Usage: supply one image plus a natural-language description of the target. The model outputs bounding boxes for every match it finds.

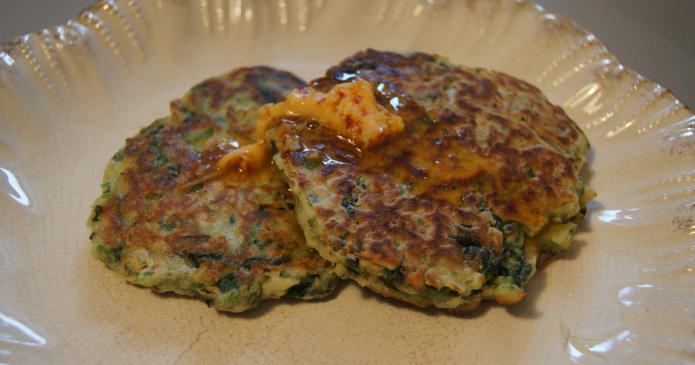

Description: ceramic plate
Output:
[1,0,693,364]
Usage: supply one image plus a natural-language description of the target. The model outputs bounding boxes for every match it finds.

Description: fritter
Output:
[88,67,337,313]
[266,50,594,311]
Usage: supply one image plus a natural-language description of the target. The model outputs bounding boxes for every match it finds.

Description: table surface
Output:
[0,0,693,107]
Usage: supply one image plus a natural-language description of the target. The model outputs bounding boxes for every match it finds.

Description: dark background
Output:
[1,0,693,107]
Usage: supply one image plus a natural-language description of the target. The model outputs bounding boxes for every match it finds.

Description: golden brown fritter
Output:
[88,67,337,313]
[268,50,593,311]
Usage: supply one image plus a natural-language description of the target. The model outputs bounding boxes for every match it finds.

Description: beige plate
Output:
[1,0,693,364]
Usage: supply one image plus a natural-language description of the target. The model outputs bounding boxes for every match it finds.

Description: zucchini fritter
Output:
[267,50,593,311]
[88,67,337,313]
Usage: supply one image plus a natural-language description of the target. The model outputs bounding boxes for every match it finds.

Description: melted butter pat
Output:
[215,79,404,173]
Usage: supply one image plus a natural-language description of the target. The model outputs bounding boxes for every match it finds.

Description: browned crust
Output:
[90,67,331,285]
[271,49,590,309]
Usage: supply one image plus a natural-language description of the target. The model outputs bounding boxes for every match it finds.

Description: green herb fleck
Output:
[340,195,359,218]
[308,217,318,229]
[247,220,261,245]
[190,282,206,292]
[452,234,480,247]
[94,244,121,266]
[383,267,404,283]
[243,255,270,269]
[182,114,197,125]
[217,273,239,293]
[228,214,236,225]
[524,165,536,178]
[101,182,112,194]
[398,184,411,196]
[511,261,532,285]
[338,233,348,247]
[416,114,433,124]
[344,258,359,272]
[188,182,204,193]
[215,115,227,126]
[356,177,368,190]
[271,255,292,266]
[92,205,103,222]
[186,252,222,267]
[143,121,165,137]
[284,274,318,298]
[463,245,505,280]
[159,220,176,232]
[307,191,319,205]
[258,204,270,218]
[189,127,214,144]
[150,151,169,167]
[168,165,180,177]
[112,150,124,162]
[145,192,164,200]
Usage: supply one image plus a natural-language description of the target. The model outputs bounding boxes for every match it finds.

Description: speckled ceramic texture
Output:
[0,0,693,364]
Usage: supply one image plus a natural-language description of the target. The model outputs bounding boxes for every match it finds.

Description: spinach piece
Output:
[188,182,204,193]
[337,233,348,248]
[271,255,292,266]
[258,204,270,218]
[145,192,164,200]
[383,267,404,284]
[159,220,176,232]
[452,234,480,248]
[149,144,169,167]
[344,258,359,273]
[340,194,359,218]
[188,127,214,144]
[416,114,433,124]
[189,282,206,292]
[308,217,318,229]
[168,165,180,177]
[151,154,168,167]
[143,122,165,137]
[101,182,111,194]
[355,177,368,190]
[182,115,197,124]
[511,261,532,285]
[524,165,536,178]
[243,255,269,269]
[463,245,506,280]
[217,273,239,293]
[186,252,223,267]
[398,183,411,196]
[284,275,318,299]
[307,191,319,205]
[247,221,261,245]
[111,149,124,162]
[94,244,122,266]
[92,205,103,222]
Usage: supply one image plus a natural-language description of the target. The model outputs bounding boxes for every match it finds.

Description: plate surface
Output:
[0,0,693,364]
